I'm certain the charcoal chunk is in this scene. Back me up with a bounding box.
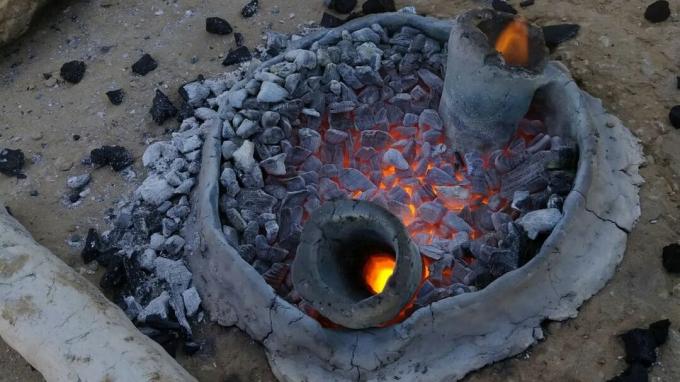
[362,0,396,14]
[0,149,25,177]
[542,24,580,48]
[491,0,517,14]
[669,105,680,129]
[60,60,86,83]
[662,243,680,273]
[320,12,344,28]
[206,17,233,35]
[241,0,258,18]
[329,0,357,14]
[644,1,670,23]
[90,145,133,171]
[132,54,158,76]
[223,46,252,66]
[106,89,124,105]
[150,90,178,125]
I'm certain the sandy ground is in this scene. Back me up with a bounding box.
[0,0,679,381]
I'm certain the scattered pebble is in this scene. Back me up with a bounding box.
[644,1,671,23]
[662,243,680,273]
[241,0,259,18]
[0,148,25,177]
[669,105,680,129]
[90,145,133,171]
[106,89,124,105]
[206,17,233,35]
[131,53,158,76]
[222,46,252,66]
[492,0,518,14]
[60,60,87,84]
[542,24,581,48]
[150,89,178,125]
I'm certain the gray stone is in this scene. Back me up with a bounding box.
[517,208,562,240]
[257,81,289,103]
[174,178,196,195]
[138,249,157,271]
[260,153,287,176]
[228,88,249,109]
[154,257,192,291]
[67,174,91,190]
[167,205,191,220]
[182,287,201,317]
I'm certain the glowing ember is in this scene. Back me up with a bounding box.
[363,253,396,294]
[495,19,530,67]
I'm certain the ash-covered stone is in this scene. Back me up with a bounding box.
[132,54,158,76]
[179,81,211,107]
[206,17,233,35]
[257,81,289,103]
[60,60,86,84]
[138,292,171,322]
[517,208,562,240]
[91,145,133,171]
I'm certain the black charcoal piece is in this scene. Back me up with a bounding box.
[362,0,396,14]
[492,0,517,14]
[330,0,357,14]
[0,148,25,177]
[150,89,178,125]
[662,243,680,273]
[519,0,535,7]
[60,60,87,83]
[644,1,670,23]
[222,46,252,66]
[241,0,258,18]
[90,145,133,171]
[619,319,671,367]
[106,89,124,105]
[542,24,580,48]
[132,53,158,76]
[206,17,233,35]
[320,12,344,28]
[669,105,680,129]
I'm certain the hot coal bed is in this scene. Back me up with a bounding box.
[208,19,576,327]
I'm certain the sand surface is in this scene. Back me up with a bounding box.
[0,0,679,381]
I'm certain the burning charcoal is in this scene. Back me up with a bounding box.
[474,206,495,232]
[511,190,532,212]
[263,263,290,290]
[500,159,549,197]
[60,60,87,83]
[352,105,373,132]
[137,292,171,322]
[285,147,312,166]
[150,89,178,125]
[645,1,671,23]
[668,105,680,129]
[442,211,472,233]
[260,127,285,145]
[542,24,580,48]
[0,148,25,177]
[237,189,277,214]
[527,134,552,154]
[361,130,392,150]
[494,150,528,174]
[222,46,252,66]
[91,145,133,171]
[106,89,124,105]
[418,201,446,224]
[329,101,357,114]
[418,109,443,131]
[382,148,409,170]
[284,176,306,192]
[491,212,512,233]
[284,49,318,71]
[274,100,304,120]
[241,0,258,17]
[225,208,248,232]
[324,129,349,144]
[425,168,457,186]
[362,0,396,15]
[336,63,363,89]
[487,194,504,212]
[517,208,562,240]
[206,17,233,35]
[339,168,375,191]
[320,12,344,28]
[358,86,380,105]
[662,243,680,273]
[491,0,517,14]
[298,128,322,153]
[355,66,383,86]
[132,54,158,76]
[260,153,287,176]
[220,168,241,197]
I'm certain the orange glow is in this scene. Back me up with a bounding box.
[363,253,396,294]
[495,19,530,67]
[408,203,416,216]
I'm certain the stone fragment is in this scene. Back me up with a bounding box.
[517,208,562,239]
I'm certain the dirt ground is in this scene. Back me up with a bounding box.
[0,0,679,381]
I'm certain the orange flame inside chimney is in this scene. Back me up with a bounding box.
[495,19,530,67]
[363,253,396,294]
